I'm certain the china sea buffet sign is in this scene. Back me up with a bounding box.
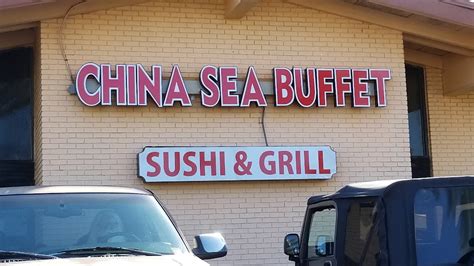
[138,146,336,182]
[75,63,391,108]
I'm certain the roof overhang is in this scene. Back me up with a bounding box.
[367,0,474,28]
[1,0,473,50]
[0,0,151,33]
[287,0,474,52]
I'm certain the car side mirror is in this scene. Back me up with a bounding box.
[192,233,227,260]
[315,235,334,257]
[284,234,300,261]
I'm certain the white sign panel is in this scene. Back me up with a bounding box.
[138,146,336,182]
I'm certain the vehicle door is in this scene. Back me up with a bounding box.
[301,202,337,266]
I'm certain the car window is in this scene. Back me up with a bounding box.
[414,186,474,265]
[306,206,336,259]
[344,200,381,266]
[0,193,188,256]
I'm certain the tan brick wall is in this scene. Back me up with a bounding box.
[425,67,474,176]
[37,0,411,264]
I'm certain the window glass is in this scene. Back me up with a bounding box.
[414,186,474,265]
[0,48,33,160]
[307,207,336,259]
[406,65,427,157]
[406,64,431,178]
[0,193,188,256]
[344,200,381,266]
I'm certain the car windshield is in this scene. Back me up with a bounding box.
[414,186,474,265]
[0,193,188,257]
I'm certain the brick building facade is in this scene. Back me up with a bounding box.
[1,0,473,265]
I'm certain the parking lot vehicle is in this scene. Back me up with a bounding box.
[284,176,474,266]
[0,186,227,265]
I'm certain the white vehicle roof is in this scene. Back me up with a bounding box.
[0,186,150,196]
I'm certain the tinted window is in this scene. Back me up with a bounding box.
[414,187,474,265]
[406,65,427,158]
[344,200,381,266]
[0,193,188,256]
[406,64,431,178]
[0,48,33,160]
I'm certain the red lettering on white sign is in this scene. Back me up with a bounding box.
[370,69,390,107]
[75,64,391,109]
[164,65,191,107]
[127,65,137,105]
[294,68,317,108]
[274,68,294,106]
[352,69,370,108]
[146,152,161,177]
[183,151,197,176]
[304,150,317,175]
[334,69,352,107]
[219,67,239,106]
[137,64,162,106]
[101,64,127,106]
[76,63,101,106]
[138,146,336,182]
[259,151,275,175]
[317,69,334,107]
[241,66,267,107]
[200,65,220,107]
[163,151,180,177]
[199,151,217,176]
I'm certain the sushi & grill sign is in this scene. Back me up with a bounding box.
[138,146,336,182]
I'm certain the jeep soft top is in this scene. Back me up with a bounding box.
[285,176,474,266]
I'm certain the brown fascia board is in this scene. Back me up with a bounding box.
[367,0,474,28]
[287,0,474,51]
[0,0,151,31]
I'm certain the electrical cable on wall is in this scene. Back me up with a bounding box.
[59,0,86,85]
[261,106,269,146]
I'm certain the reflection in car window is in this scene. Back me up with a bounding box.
[0,194,188,256]
[307,207,336,259]
[344,200,381,266]
[414,187,474,265]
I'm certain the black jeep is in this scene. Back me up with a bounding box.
[284,176,474,266]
